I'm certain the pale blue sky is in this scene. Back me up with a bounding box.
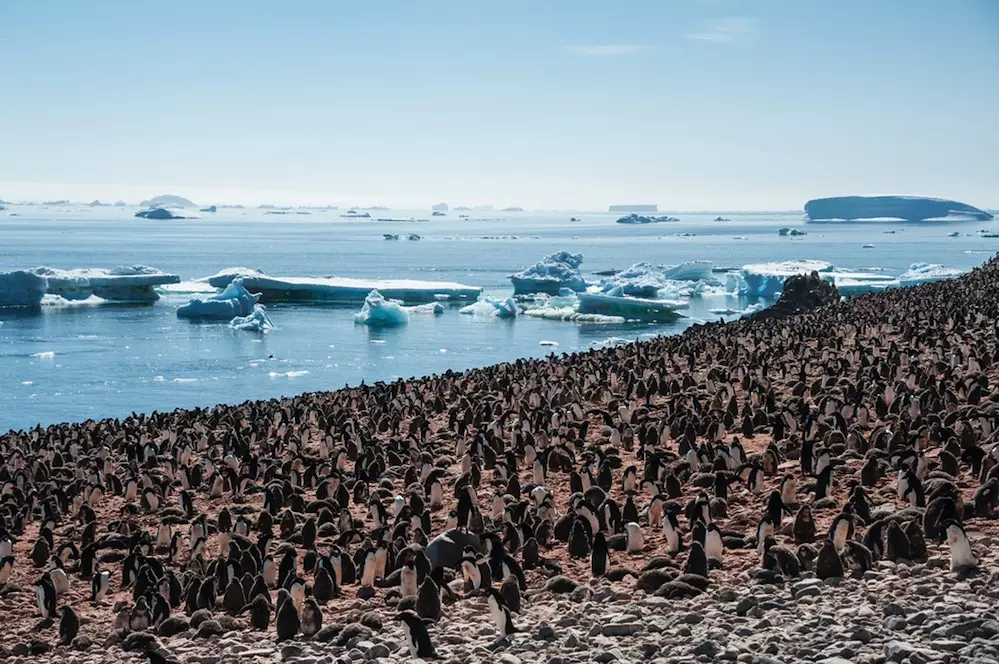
[1,1,997,210]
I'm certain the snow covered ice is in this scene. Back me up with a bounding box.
[509,251,587,295]
[1,265,179,308]
[577,292,686,322]
[229,305,274,332]
[207,268,481,304]
[459,297,518,319]
[597,261,720,298]
[899,263,966,286]
[0,270,49,308]
[353,290,410,327]
[177,278,259,319]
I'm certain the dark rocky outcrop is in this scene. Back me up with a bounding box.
[751,271,839,321]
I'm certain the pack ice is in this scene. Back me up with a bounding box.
[459,297,518,319]
[207,268,480,304]
[1,266,180,308]
[177,278,259,319]
[509,252,587,295]
[229,305,274,332]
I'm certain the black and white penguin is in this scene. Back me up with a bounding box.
[591,532,608,577]
[35,573,57,620]
[898,468,925,507]
[828,508,855,551]
[300,597,323,637]
[460,547,486,592]
[885,521,911,562]
[684,541,708,577]
[395,609,439,659]
[130,596,151,631]
[663,511,682,554]
[150,591,170,626]
[793,504,815,544]
[313,566,336,604]
[275,589,300,641]
[704,523,724,569]
[0,555,13,584]
[815,539,844,580]
[400,560,419,598]
[625,522,644,554]
[484,586,518,637]
[416,574,442,621]
[945,520,976,572]
[223,577,246,615]
[59,605,80,644]
[568,519,591,559]
[244,593,271,630]
[500,574,522,614]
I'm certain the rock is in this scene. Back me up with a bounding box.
[157,616,190,637]
[359,612,383,631]
[883,603,906,617]
[189,609,214,629]
[312,625,344,643]
[537,625,556,641]
[366,643,390,659]
[736,597,758,616]
[594,651,620,662]
[751,272,839,321]
[70,635,93,650]
[337,623,373,647]
[694,641,721,657]
[851,627,873,644]
[569,586,591,603]
[498,655,522,664]
[601,623,643,637]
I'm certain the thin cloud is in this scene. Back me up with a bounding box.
[685,17,761,43]
[564,44,655,56]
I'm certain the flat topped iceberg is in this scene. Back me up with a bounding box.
[207,268,480,304]
[354,290,409,326]
[230,304,274,332]
[577,292,686,323]
[509,251,586,295]
[899,263,965,286]
[0,270,48,308]
[805,196,993,222]
[30,265,180,302]
[459,297,518,319]
[178,278,259,319]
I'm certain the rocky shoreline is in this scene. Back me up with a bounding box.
[3,256,999,664]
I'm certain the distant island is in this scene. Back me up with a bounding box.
[609,204,658,213]
[139,194,197,209]
[501,206,523,212]
[805,195,993,222]
[616,213,679,224]
[432,202,449,212]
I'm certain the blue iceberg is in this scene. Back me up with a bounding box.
[354,290,409,326]
[805,196,993,222]
[577,292,686,322]
[229,304,274,332]
[459,297,518,319]
[509,251,587,295]
[0,270,49,308]
[177,278,259,319]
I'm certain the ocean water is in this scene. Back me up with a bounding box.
[1,205,995,432]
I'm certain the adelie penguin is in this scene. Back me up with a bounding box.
[945,520,977,572]
[684,541,708,577]
[300,597,323,637]
[500,574,522,614]
[396,609,438,659]
[416,574,442,621]
[815,539,844,580]
[275,588,300,642]
[243,594,271,630]
[35,572,57,620]
[484,586,518,638]
[625,522,644,554]
[591,532,608,577]
[59,605,80,645]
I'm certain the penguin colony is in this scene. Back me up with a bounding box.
[1,256,999,659]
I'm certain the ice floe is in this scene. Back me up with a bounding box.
[509,251,587,295]
[1,266,180,308]
[459,297,518,319]
[229,305,274,333]
[899,263,966,286]
[177,278,259,319]
[207,268,480,304]
[0,270,50,308]
[596,261,720,298]
[578,292,686,322]
[353,290,410,326]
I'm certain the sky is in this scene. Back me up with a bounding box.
[1,1,997,211]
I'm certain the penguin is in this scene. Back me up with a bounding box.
[647,495,664,529]
[885,521,911,562]
[300,597,323,637]
[313,566,336,604]
[591,531,608,577]
[945,520,977,572]
[150,591,170,626]
[400,560,419,598]
[360,546,378,589]
[484,586,518,638]
[59,605,80,645]
[245,593,271,630]
[500,574,522,615]
[684,541,708,577]
[828,508,855,551]
[130,596,151,631]
[0,555,13,584]
[275,589,300,641]
[793,504,815,544]
[815,539,844,580]
[663,511,682,554]
[898,469,925,507]
[764,491,791,528]
[395,610,438,659]
[568,519,591,559]
[779,475,796,506]
[223,577,246,615]
[460,547,486,592]
[704,523,724,569]
[416,574,442,621]
[34,572,57,622]
[625,522,644,554]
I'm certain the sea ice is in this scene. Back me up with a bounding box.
[177,278,260,319]
[30,265,180,302]
[459,297,518,319]
[899,263,965,286]
[508,251,587,295]
[736,260,834,297]
[577,292,686,322]
[353,290,410,327]
[405,302,445,316]
[207,267,481,304]
[229,305,274,332]
[597,260,719,298]
[0,270,49,308]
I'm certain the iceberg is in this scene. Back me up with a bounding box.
[804,196,993,222]
[354,290,409,327]
[509,251,587,295]
[177,278,259,319]
[597,261,718,297]
[135,207,196,220]
[615,213,679,224]
[737,261,833,298]
[30,266,180,302]
[229,305,274,332]
[405,302,445,316]
[522,307,624,323]
[577,292,686,322]
[459,297,518,319]
[0,270,48,308]
[899,263,965,286]
[207,268,481,304]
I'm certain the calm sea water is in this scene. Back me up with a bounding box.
[1,205,995,432]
